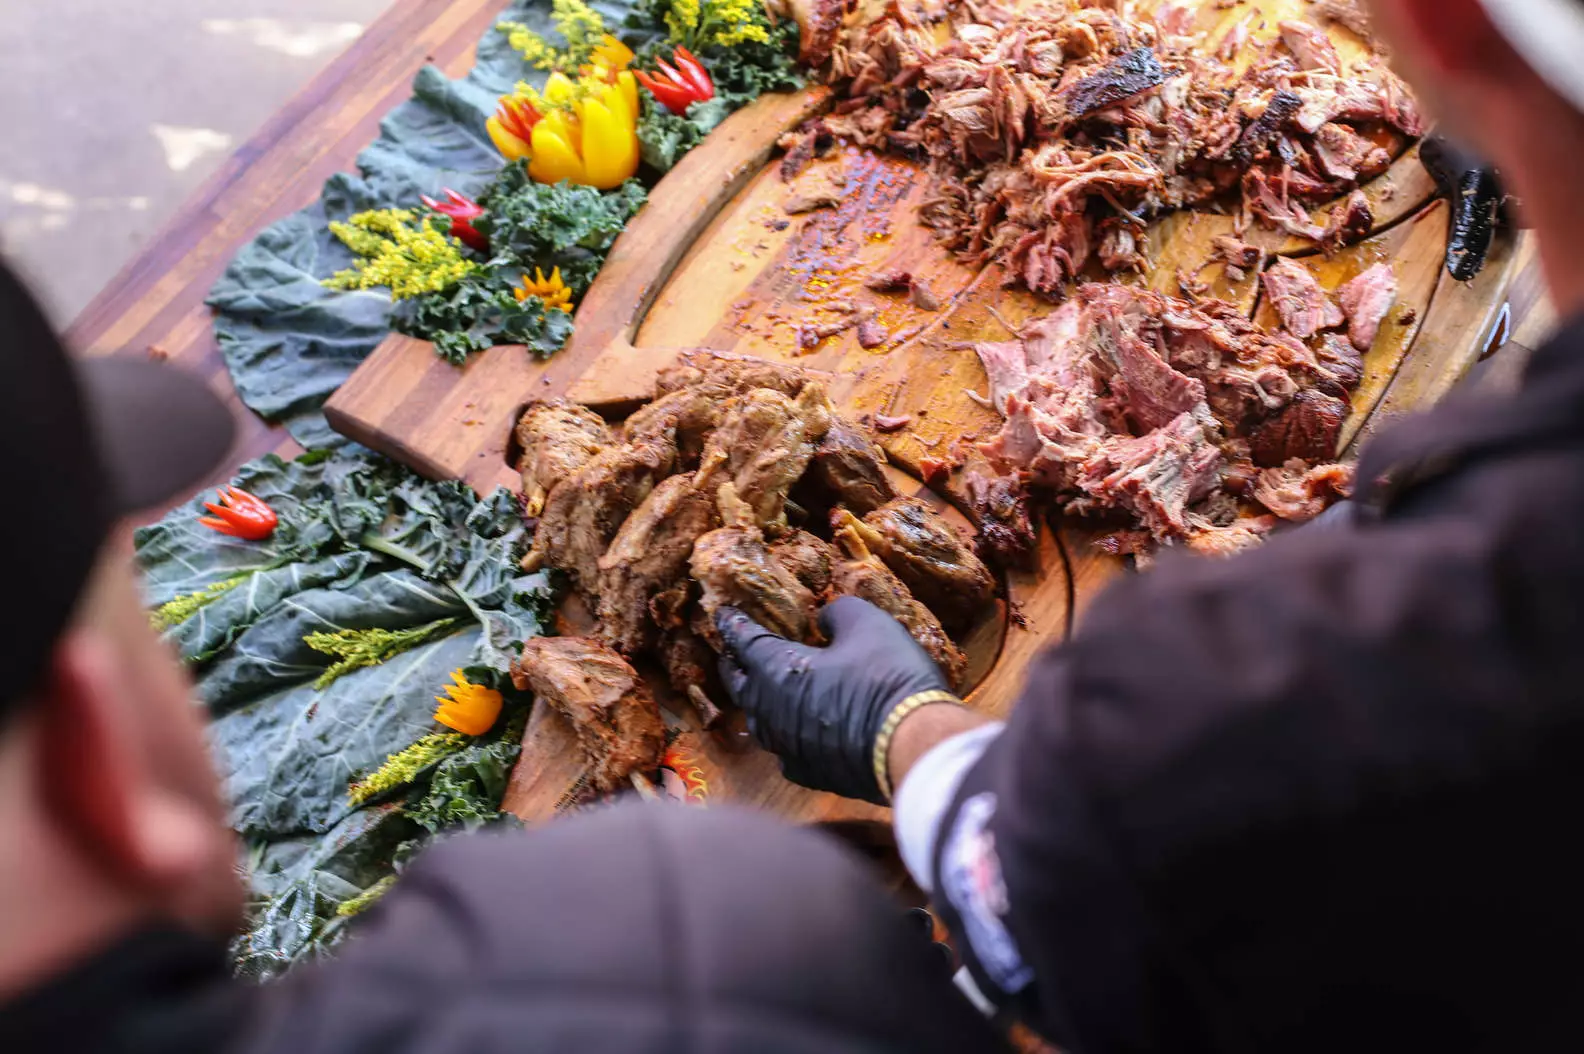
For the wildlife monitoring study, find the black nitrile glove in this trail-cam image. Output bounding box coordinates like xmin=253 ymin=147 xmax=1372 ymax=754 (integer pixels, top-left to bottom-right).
xmin=716 ymin=596 xmax=948 ymax=804
xmin=1420 ymin=132 xmax=1508 ymax=281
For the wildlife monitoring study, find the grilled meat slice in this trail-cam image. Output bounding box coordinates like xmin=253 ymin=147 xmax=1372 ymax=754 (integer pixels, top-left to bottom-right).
xmin=628 ymin=354 xmax=812 ymax=466
xmin=1262 ymin=258 xmax=1345 ymax=340
xmin=657 ymin=624 xmax=724 ymax=729
xmin=847 ymin=497 xmax=995 ymax=626
xmin=1336 ymin=262 xmax=1399 ymax=351
xmin=595 ymin=456 xmax=725 ymax=655
xmin=515 ymin=401 xmax=614 ymax=518
xmin=702 ymin=384 xmax=835 ymax=534
xmin=832 ymin=512 xmax=969 ymax=690
xmin=510 ymin=637 xmax=667 ymax=794
xmin=691 ymin=483 xmax=819 ymax=647
xmin=655 ymin=351 xmax=808 ymax=398
xmin=1248 ymin=388 xmax=1349 ymax=467
xmin=1321 ymin=189 xmax=1374 ymax=254
xmin=523 ymin=429 xmax=677 ymax=600
xmin=799 ymin=417 xmax=897 ymax=517
xmin=965 ymin=470 xmax=1037 ymax=571
xmin=1064 ymin=46 xmax=1168 ymax=118
xmin=769 ymin=529 xmax=837 ymax=594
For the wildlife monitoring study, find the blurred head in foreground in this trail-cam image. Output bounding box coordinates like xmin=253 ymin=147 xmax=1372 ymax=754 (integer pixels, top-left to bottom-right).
xmin=0 ymin=259 xmax=242 ymax=999
xmin=1370 ymin=0 xmax=1584 ymax=311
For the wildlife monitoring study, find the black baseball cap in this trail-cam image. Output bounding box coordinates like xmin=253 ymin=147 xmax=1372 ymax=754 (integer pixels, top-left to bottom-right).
xmin=3 ymin=257 xmax=235 ymax=711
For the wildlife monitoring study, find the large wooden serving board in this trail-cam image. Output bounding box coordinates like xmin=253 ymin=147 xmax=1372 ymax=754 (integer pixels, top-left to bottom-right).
xmin=324 ymin=0 xmax=1520 ymax=825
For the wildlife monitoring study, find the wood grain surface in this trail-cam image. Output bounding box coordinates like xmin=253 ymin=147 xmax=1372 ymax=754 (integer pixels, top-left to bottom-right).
xmin=65 ymin=0 xmax=1550 ymax=826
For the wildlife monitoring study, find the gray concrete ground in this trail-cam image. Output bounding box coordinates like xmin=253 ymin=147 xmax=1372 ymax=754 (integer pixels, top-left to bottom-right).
xmin=0 ymin=0 xmax=391 ymax=327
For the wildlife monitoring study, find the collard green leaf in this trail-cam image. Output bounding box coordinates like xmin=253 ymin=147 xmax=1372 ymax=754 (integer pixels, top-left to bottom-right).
xmin=137 ymin=450 xmax=555 ymax=841
xmin=211 ymin=623 xmax=481 ymax=836
xmin=408 ymin=734 xmax=524 ymax=833
xmin=232 ymin=804 xmax=420 ymax=982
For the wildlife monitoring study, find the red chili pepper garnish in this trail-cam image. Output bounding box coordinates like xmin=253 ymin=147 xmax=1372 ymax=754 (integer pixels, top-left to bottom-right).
xmin=199 ymin=486 xmax=278 ymax=541
xmin=672 ymin=47 xmax=715 ymax=99
xmin=494 ymin=96 xmax=541 ymax=144
xmin=635 ymin=49 xmax=715 ymax=115
xmin=420 ymin=188 xmax=488 ymax=253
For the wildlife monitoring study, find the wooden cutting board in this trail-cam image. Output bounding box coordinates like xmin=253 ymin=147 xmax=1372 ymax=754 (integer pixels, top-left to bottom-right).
xmin=323 ymin=0 xmax=1520 ymax=824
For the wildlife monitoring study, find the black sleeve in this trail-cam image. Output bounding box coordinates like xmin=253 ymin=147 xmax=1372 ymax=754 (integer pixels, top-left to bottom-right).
xmin=928 ymin=493 xmax=1584 ymax=1053
xmin=236 ymin=804 xmax=1002 ymax=1054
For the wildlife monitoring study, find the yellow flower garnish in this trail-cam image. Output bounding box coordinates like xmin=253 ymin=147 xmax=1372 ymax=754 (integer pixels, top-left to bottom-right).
xmin=515 ymin=266 xmax=574 ymax=314
xmin=667 ymin=0 xmax=771 ymax=50
xmin=433 ymin=670 xmax=504 ymax=736
xmin=323 ymin=209 xmax=478 ymax=300
xmin=348 ymin=731 xmax=466 ymax=804
xmin=587 ymin=34 xmax=635 ymax=75
xmin=487 ymin=68 xmax=640 ymax=189
xmin=498 ymin=0 xmax=608 ymax=70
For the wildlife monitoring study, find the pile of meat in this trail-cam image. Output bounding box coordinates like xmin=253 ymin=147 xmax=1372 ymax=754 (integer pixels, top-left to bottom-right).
xmin=975 ymin=259 xmax=1397 ymax=552
xmin=508 ymin=352 xmax=996 ymax=790
xmin=787 ymin=0 xmax=1421 ymax=292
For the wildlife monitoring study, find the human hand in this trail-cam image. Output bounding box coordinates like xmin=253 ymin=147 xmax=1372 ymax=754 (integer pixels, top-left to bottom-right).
xmin=1420 ymin=133 xmax=1506 ymax=281
xmin=716 ymin=596 xmax=951 ymax=804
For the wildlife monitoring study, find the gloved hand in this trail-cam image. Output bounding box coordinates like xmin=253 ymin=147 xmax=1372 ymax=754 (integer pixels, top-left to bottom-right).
xmin=1419 ymin=132 xmax=1507 ymax=281
xmin=716 ymin=596 xmax=949 ymax=804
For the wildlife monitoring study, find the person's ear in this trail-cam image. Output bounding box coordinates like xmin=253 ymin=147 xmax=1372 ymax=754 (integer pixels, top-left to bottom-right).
xmin=34 ymin=628 xmax=217 ymax=899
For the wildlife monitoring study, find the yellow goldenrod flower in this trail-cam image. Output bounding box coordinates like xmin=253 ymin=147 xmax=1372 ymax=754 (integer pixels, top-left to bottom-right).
xmin=514 ymin=266 xmax=574 ymax=314
xmin=323 ymin=209 xmax=478 ymax=300
xmin=486 ymin=67 xmax=640 ymax=189
xmin=434 ymin=670 xmax=504 ymax=736
xmin=150 ymin=574 xmax=248 ymax=631
xmin=303 ymin=618 xmax=459 ymax=690
xmin=667 ymin=0 xmax=771 ymax=50
xmin=498 ymin=0 xmax=609 ymax=70
xmin=347 ymin=731 xmax=466 ymax=805
xmin=336 ymin=875 xmax=397 ymax=918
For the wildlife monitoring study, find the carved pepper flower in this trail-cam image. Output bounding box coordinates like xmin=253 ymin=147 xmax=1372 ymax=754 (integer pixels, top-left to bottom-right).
xmin=433 ymin=670 xmax=504 ymax=736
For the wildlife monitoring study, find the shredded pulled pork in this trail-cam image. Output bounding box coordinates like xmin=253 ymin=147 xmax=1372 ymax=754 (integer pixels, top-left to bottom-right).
xmin=813 ymin=0 xmax=1421 ymax=294
xmin=975 ymin=283 xmax=1359 ymax=547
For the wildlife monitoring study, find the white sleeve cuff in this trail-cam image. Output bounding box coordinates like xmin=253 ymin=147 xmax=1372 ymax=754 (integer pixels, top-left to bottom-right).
xmin=892 ymin=722 xmax=1006 ymax=893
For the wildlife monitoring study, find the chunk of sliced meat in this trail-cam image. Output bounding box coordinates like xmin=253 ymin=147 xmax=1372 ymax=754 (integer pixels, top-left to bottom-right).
xmin=691 ymin=483 xmax=821 ymax=647
xmin=1335 ymin=262 xmax=1399 ymax=351
xmin=798 ymin=417 xmax=898 ymax=517
xmin=1252 ymin=459 xmax=1354 ymax=521
xmin=595 ymin=457 xmax=724 ymax=655
xmin=846 ymin=497 xmax=996 ymax=627
xmin=1247 ymin=388 xmax=1349 ymax=467
xmin=831 ymin=511 xmax=969 ymax=690
xmin=515 ymin=401 xmax=614 ymax=518
xmin=510 ymin=637 xmax=667 ymax=795
xmin=701 ymin=384 xmax=835 ymax=534
xmin=523 ymin=429 xmax=677 ymax=601
xmin=1262 ymin=258 xmax=1345 ymax=339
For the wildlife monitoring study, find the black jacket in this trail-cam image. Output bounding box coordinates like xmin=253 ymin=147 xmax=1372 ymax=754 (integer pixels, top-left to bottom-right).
xmin=933 ymin=319 xmax=1584 ymax=1052
xmin=0 ymin=806 xmax=1000 ymax=1053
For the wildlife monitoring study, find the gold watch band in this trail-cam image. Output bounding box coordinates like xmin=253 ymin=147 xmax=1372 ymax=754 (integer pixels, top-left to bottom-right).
xmin=872 ymin=689 xmax=963 ymax=803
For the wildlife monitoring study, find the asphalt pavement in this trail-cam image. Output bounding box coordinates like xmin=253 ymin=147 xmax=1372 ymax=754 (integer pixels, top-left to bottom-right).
xmin=0 ymin=0 xmax=389 ymax=325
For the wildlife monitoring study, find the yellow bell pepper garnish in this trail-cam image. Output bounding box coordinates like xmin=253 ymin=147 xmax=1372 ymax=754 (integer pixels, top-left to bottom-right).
xmin=588 ymin=34 xmax=634 ymax=74
xmin=515 ymin=266 xmax=574 ymax=314
xmin=485 ymin=64 xmax=639 ymax=189
xmin=433 ymin=670 xmax=504 ymax=736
